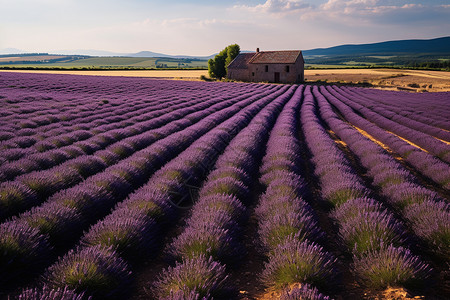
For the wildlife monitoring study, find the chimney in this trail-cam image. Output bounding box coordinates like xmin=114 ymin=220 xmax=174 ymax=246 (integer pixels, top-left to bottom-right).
xmin=256 ymin=48 xmax=260 ymax=53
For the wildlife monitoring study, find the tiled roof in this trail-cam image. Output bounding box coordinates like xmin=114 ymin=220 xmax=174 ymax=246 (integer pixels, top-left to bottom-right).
xmin=227 ymin=53 xmax=255 ymax=69
xmin=249 ymin=50 xmax=302 ymax=64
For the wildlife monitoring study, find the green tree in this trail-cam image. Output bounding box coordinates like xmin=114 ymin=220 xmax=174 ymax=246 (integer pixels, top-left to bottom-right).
xmin=208 ymin=44 xmax=240 ymax=80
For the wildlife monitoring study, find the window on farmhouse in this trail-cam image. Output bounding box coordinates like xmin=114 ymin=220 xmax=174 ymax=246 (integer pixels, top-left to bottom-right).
xmin=265 ymin=65 xmax=268 ymax=72
xmin=252 ymin=72 xmax=255 ymax=76
xmin=285 ymin=65 xmax=290 ymax=72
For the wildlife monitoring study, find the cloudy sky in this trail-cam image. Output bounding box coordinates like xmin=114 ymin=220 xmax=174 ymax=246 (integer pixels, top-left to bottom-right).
xmin=1 ymin=0 xmax=449 ymax=55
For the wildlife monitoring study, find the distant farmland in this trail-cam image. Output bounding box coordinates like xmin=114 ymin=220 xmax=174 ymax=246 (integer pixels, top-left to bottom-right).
xmin=0 ymin=54 xmax=208 ymax=69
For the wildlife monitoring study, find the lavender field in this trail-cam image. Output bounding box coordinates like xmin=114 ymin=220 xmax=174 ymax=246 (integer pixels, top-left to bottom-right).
xmin=0 ymin=72 xmax=449 ymax=300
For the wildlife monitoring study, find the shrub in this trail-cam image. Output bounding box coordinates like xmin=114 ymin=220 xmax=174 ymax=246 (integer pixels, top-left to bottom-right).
xmin=338 ymin=211 xmax=407 ymax=254
xmin=352 ymin=245 xmax=432 ymax=289
xmin=80 ymin=209 xmax=159 ymax=262
xmin=262 ymin=237 xmax=339 ymax=290
xmin=154 ymin=256 xmax=229 ymax=299
xmin=258 ymin=211 xmax=323 ymax=251
xmin=43 ymin=245 xmax=132 ymax=298
xmin=0 ymin=182 xmax=39 ymax=220
xmin=0 ymin=221 xmax=51 ymax=283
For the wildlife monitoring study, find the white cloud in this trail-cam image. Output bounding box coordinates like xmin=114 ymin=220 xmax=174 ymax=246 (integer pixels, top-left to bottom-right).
xmin=234 ymin=0 xmax=313 ymax=15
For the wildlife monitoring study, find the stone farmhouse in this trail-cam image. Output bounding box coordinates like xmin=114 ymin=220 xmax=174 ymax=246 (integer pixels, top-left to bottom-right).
xmin=227 ymin=48 xmax=304 ymax=84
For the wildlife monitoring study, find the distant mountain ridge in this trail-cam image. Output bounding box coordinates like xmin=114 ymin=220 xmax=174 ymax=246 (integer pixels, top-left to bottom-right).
xmin=303 ymin=36 xmax=450 ymax=56
xmin=1 ymin=36 xmax=449 ymax=59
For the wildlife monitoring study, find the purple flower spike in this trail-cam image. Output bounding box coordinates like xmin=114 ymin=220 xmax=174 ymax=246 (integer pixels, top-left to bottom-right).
xmin=404 ymin=200 xmax=450 ymax=260
xmin=20 ymin=202 xmax=85 ymax=246
xmin=81 ymin=209 xmax=159 ymax=262
xmin=0 ymin=181 xmax=39 ymax=220
xmin=280 ymin=283 xmax=332 ymax=300
xmin=331 ymin=197 xmax=385 ymax=221
xmin=262 ymin=237 xmax=339 ymax=290
xmin=0 ymin=221 xmax=51 ymax=283
xmin=382 ymin=182 xmax=440 ymax=210
xmin=258 ymin=211 xmax=323 ymax=251
xmin=16 ymin=285 xmax=92 ymax=300
xmin=170 ymin=224 xmax=242 ymax=264
xmin=352 ymin=245 xmax=433 ymax=289
xmin=44 ymin=245 xmax=132 ymax=298
xmin=154 ymin=255 xmax=229 ymax=299
xmin=338 ymin=211 xmax=407 ymax=254
xmin=199 ymin=177 xmax=249 ymax=201
xmin=194 ymin=194 xmax=246 ymax=221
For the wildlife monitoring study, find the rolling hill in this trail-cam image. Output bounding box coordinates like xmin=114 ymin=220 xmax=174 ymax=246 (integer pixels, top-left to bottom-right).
xmin=303 ymin=36 xmax=450 ymax=56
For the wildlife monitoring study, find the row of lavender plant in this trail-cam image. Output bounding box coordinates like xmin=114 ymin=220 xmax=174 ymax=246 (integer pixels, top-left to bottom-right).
xmin=301 ymin=85 xmax=432 ymax=291
xmin=0 ymin=96 xmax=206 ymax=178
xmin=152 ymin=85 xmax=297 ymax=300
xmin=0 ymin=85 xmax=274 ymax=221
xmin=0 ymin=81 xmax=261 ymax=178
xmin=325 ymin=86 xmax=450 ymax=163
xmin=0 ymin=90 xmax=150 ymax=146
xmin=1 ymin=84 xmax=283 ymax=294
xmin=0 ymin=73 xmax=240 ymax=138
xmin=316 ymin=86 xmax=450 ymax=263
xmin=0 ymin=94 xmax=184 ymax=160
xmin=319 ymin=86 xmax=450 ymax=191
xmin=348 ymin=88 xmax=450 ymax=131
xmin=9 ymin=84 xmax=291 ymax=298
xmin=0 ymin=79 xmax=249 ymax=162
xmin=340 ymin=87 xmax=450 ymax=142
xmin=254 ymin=85 xmax=335 ymax=300
xmin=0 ymin=77 xmax=254 ymax=164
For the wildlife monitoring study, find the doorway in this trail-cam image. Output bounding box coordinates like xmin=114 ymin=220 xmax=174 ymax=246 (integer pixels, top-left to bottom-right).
xmin=274 ymin=72 xmax=280 ymax=83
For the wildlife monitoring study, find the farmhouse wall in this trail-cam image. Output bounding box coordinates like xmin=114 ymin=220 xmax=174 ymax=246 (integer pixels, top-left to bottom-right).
xmin=248 ymin=62 xmax=303 ymax=84
xmin=227 ymin=69 xmax=249 ymax=82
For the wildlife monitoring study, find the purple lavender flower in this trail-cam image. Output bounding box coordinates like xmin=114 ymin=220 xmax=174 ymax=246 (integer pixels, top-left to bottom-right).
xmin=199 ymin=177 xmax=249 ymax=201
xmin=94 ymin=149 xmax=121 ymax=165
xmin=382 ymin=182 xmax=439 ymax=209
xmin=85 ymin=172 xmax=132 ymax=199
xmin=107 ymin=142 xmax=135 ymax=158
xmin=80 ymin=209 xmax=159 ymax=262
xmin=161 ymin=290 xmax=206 ymax=300
xmin=0 ymin=181 xmax=39 ymax=220
xmin=154 ymin=255 xmax=229 ymax=299
xmin=352 ymin=245 xmax=432 ymax=289
xmin=280 ymin=283 xmax=332 ymax=300
xmin=262 ymin=237 xmax=339 ymax=290
xmin=404 ymin=200 xmax=450 ymax=260
xmin=0 ymin=221 xmax=51 ymax=283
xmin=321 ymin=178 xmax=369 ymax=207
xmin=48 ymin=184 xmax=112 ymax=220
xmin=330 ymin=197 xmax=386 ymax=221
xmin=194 ymin=194 xmax=246 ymax=222
xmin=20 ymin=202 xmax=85 ymax=246
xmin=170 ymin=222 xmax=241 ymax=263
xmin=117 ymin=189 xmax=174 ymax=223
xmin=65 ymin=156 xmax=107 ymax=178
xmin=337 ymin=210 xmax=407 ymax=254
xmin=16 ymin=285 xmax=91 ymax=300
xmin=43 ymin=245 xmax=132 ymax=298
xmin=207 ymin=166 xmax=251 ymax=187
xmin=258 ymin=210 xmax=323 ymax=251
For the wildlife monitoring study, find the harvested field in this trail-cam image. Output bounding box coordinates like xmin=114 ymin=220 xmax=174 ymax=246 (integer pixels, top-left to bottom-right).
xmin=304 ymin=68 xmax=450 ymax=92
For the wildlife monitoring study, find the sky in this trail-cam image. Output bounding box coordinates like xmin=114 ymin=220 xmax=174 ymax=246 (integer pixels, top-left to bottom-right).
xmin=1 ymin=0 xmax=449 ymax=55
